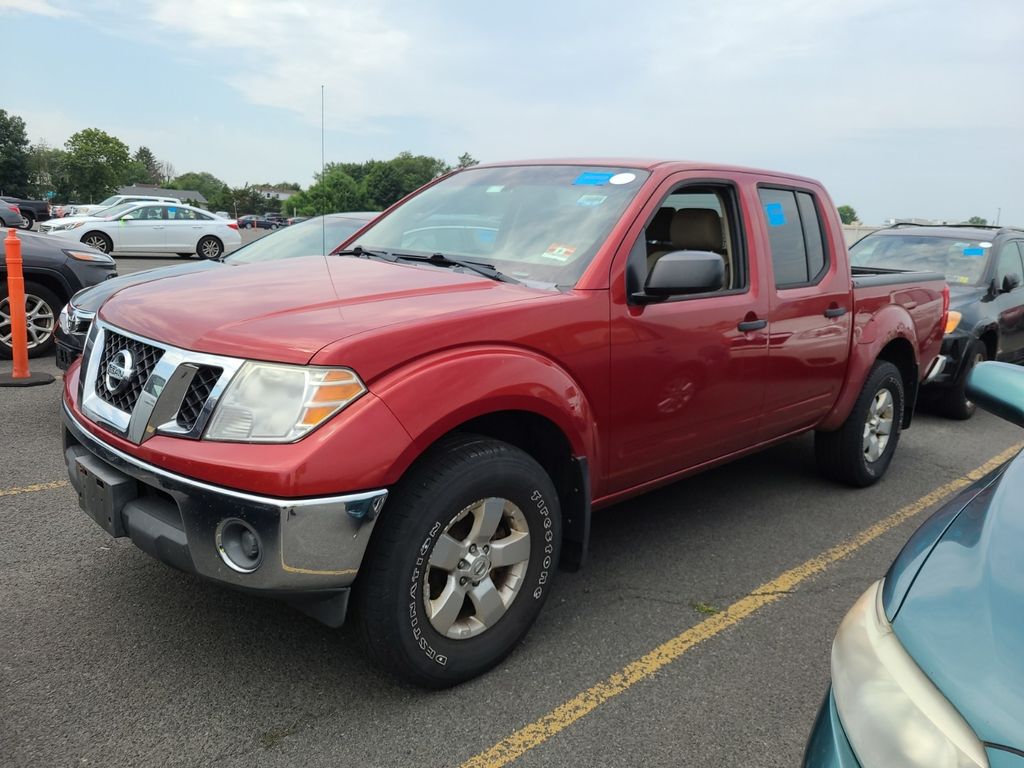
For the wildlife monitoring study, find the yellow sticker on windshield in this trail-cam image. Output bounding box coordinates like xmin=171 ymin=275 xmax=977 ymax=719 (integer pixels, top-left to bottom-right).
xmin=949 ymin=275 xmax=971 ymax=284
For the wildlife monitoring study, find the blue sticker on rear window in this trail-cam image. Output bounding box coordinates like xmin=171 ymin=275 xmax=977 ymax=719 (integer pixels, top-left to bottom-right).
xmin=963 ymin=247 xmax=984 ymax=256
xmin=765 ymin=202 xmax=786 ymax=227
xmin=573 ymin=172 xmax=615 ymax=186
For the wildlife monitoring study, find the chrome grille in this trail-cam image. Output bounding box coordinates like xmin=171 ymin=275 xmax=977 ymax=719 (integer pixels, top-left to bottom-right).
xmin=94 ymin=331 xmax=163 ymax=413
xmin=176 ymin=365 xmax=222 ymax=431
xmin=79 ymin=322 xmax=244 ymax=444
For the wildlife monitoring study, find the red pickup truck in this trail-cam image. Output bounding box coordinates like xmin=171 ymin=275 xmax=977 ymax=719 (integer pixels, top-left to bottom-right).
xmin=61 ymin=160 xmax=947 ymax=687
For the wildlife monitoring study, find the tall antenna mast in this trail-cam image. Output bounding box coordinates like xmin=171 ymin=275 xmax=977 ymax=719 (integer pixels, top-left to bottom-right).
xmin=321 ymin=83 xmax=326 ymax=255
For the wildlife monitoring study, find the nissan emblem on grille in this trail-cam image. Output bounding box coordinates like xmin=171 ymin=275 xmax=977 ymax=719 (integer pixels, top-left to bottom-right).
xmin=104 ymin=349 xmax=135 ymax=394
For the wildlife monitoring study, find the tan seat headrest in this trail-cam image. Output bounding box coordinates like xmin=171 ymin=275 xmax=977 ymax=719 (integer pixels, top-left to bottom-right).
xmin=669 ymin=208 xmax=723 ymax=252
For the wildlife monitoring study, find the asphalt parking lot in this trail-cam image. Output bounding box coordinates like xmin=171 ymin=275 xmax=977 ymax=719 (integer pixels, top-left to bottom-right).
xmin=2 ymin=344 xmax=1021 ymax=766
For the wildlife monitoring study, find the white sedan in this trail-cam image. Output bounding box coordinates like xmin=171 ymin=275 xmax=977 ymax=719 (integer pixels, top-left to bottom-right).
xmin=38 ymin=201 xmax=242 ymax=259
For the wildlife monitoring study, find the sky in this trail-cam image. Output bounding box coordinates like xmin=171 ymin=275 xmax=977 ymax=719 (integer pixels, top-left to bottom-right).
xmin=2 ymin=0 xmax=1022 ymax=224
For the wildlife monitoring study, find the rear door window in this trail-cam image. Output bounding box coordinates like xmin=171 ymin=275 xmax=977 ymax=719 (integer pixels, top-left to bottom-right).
xmin=758 ymin=187 xmax=829 ymax=288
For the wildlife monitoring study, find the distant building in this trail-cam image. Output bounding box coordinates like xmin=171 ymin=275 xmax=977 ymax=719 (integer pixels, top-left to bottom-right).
xmin=117 ymin=184 xmax=208 ymax=205
xmin=255 ymin=186 xmax=297 ymax=202
xmin=884 ymin=217 xmax=955 ymax=226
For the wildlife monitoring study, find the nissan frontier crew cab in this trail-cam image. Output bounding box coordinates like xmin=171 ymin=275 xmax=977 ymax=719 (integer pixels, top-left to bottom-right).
xmin=61 ymin=160 xmax=948 ymax=688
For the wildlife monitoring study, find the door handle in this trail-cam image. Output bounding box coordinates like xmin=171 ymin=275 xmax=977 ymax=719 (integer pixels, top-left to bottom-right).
xmin=737 ymin=319 xmax=767 ymax=332
xmin=824 ymin=306 xmax=847 ymax=318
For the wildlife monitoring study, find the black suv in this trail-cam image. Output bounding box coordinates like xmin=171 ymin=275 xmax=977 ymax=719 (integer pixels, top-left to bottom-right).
xmin=850 ymin=224 xmax=1024 ymax=418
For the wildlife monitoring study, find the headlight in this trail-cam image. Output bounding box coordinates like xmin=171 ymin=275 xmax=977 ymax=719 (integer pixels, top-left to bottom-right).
xmin=58 ymin=303 xmax=70 ymax=334
xmin=945 ymin=311 xmax=962 ymax=335
xmin=204 ymin=362 xmax=365 ymax=443
xmin=831 ymin=580 xmax=988 ymax=767
xmin=64 ymin=248 xmax=114 ymax=264
xmin=53 ymin=220 xmax=86 ymax=231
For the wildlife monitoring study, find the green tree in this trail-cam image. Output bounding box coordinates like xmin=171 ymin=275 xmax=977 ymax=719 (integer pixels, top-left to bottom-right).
xmin=26 ymin=142 xmax=70 ymax=200
xmin=287 ymin=167 xmax=366 ymax=216
xmin=456 ymin=152 xmax=479 ymax=169
xmin=364 ymin=162 xmax=406 ymax=209
xmin=132 ymin=146 xmax=163 ymax=185
xmin=837 ymin=205 xmax=858 ymax=225
xmin=0 ymin=109 xmax=31 ymax=196
xmin=166 ymin=171 xmax=229 ymax=201
xmin=966 ymin=216 xmax=988 ymax=225
xmin=63 ymin=128 xmax=131 ymax=202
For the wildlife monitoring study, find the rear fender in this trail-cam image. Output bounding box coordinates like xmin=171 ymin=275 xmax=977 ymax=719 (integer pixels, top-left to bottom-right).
xmin=818 ymin=304 xmax=919 ymax=432
xmin=372 ymin=345 xmax=599 ymax=488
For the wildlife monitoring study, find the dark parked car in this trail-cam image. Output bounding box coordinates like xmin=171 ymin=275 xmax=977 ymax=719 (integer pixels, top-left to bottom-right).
xmin=0 ymin=230 xmax=115 ymax=359
xmin=55 ymin=212 xmax=376 ymax=368
xmin=804 ymin=361 xmax=1024 ymax=768
xmin=0 ymin=200 xmax=22 ymax=228
xmin=236 ymin=214 xmax=278 ymax=230
xmin=850 ymin=224 xmax=1024 ymax=418
xmin=0 ymin=196 xmax=52 ymax=229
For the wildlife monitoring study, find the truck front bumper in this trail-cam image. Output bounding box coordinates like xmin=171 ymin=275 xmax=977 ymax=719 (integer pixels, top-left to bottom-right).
xmin=62 ymin=402 xmax=386 ymax=626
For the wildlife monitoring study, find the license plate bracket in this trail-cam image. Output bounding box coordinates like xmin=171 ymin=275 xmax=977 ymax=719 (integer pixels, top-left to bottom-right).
xmin=74 ymin=454 xmax=137 ymax=537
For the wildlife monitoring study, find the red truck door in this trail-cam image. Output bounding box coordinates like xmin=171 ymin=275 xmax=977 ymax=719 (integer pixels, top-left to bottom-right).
xmin=756 ymin=184 xmax=853 ymax=439
xmin=606 ymin=174 xmax=770 ymax=493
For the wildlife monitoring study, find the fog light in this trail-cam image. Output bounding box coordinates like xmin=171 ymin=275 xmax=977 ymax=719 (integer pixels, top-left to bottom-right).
xmin=216 ymin=518 xmax=263 ymax=573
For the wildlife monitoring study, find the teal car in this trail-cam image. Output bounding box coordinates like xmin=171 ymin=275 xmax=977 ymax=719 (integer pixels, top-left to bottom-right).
xmin=804 ymin=361 xmax=1024 ymax=767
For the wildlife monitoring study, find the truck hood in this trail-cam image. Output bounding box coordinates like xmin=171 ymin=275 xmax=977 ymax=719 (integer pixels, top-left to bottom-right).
xmin=890 ymin=452 xmax=1024 ymax=752
xmin=73 ymin=261 xmax=220 ymax=313
xmin=98 ymin=255 xmax=546 ymax=364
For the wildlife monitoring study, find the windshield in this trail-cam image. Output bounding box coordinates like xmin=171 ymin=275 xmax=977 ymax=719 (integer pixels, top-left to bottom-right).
xmin=95 ymin=203 xmax=138 ymax=219
xmin=96 ymin=196 xmax=121 ymax=208
xmin=850 ymin=233 xmax=992 ymax=285
xmin=226 ymin=215 xmax=370 ymax=264
xmin=351 ymin=165 xmax=650 ymax=286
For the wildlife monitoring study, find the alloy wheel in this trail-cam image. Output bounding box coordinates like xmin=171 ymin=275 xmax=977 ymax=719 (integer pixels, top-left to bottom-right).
xmin=0 ymin=293 xmax=56 ymax=349
xmin=862 ymin=388 xmax=894 ymax=463
xmin=424 ymin=497 xmax=531 ymax=640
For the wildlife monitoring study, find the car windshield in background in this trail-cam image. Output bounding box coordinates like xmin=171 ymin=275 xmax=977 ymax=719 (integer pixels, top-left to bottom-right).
xmin=226 ymin=216 xmax=368 ymax=264
xmin=849 ymin=234 xmax=992 ymax=285
xmin=352 ymin=165 xmax=650 ymax=287
xmin=95 ymin=196 xmax=120 ymax=207
xmin=95 ymin=203 xmax=138 ymax=219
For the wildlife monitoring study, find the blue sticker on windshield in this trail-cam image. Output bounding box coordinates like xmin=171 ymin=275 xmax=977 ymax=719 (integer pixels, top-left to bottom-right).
xmin=573 ymin=172 xmax=615 ymax=186
xmin=963 ymin=247 xmax=984 ymax=256
xmin=475 ymin=229 xmax=497 ymax=244
xmin=765 ymin=203 xmax=785 ymax=227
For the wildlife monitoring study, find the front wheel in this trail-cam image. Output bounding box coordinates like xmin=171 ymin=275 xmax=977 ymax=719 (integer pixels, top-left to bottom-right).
xmin=81 ymin=231 xmax=113 ymax=253
xmin=0 ymin=281 xmax=61 ymax=358
xmin=938 ymin=341 xmax=987 ymax=420
xmin=815 ymin=360 xmax=905 ymax=487
xmin=355 ymin=435 xmax=561 ymax=688
xmin=19 ymin=212 xmax=34 ymax=230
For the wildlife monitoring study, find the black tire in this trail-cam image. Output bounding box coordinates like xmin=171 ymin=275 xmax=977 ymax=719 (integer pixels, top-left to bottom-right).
xmin=197 ymin=236 xmax=222 ymax=260
xmin=0 ymin=281 xmax=62 ymax=359
xmin=19 ymin=212 xmax=34 ymax=230
xmin=815 ymin=360 xmax=905 ymax=487
xmin=355 ymin=434 xmax=561 ymax=688
xmin=938 ymin=341 xmax=987 ymax=420
xmin=81 ymin=231 xmax=113 ymax=254
xmin=245 ymin=222 xmax=254 ymax=229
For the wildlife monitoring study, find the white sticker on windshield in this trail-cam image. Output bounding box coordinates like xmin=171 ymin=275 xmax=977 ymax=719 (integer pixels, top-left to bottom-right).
xmin=486 ymin=185 xmax=504 ymax=194
xmin=980 ymin=241 xmax=993 ymax=248
xmin=609 ymin=173 xmax=636 ymax=185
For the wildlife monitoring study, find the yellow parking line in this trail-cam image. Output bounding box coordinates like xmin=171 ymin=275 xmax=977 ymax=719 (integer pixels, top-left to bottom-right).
xmin=461 ymin=442 xmax=1024 ymax=768
xmin=0 ymin=480 xmax=69 ymax=497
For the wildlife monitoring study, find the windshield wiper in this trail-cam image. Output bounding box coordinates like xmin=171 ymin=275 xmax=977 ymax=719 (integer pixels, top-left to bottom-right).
xmin=396 ymin=252 xmax=520 ymax=284
xmin=334 ymin=246 xmax=397 ymax=261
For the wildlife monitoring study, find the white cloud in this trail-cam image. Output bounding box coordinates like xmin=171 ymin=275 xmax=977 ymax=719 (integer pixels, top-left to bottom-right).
xmin=0 ymin=0 xmax=75 ymax=17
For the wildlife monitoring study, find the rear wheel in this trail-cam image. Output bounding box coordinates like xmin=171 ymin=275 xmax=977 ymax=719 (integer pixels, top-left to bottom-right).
xmin=197 ymin=236 xmax=223 ymax=259
xmin=355 ymin=435 xmax=561 ymax=688
xmin=938 ymin=341 xmax=987 ymax=420
xmin=0 ymin=281 xmax=61 ymax=358
xmin=81 ymin=231 xmax=112 ymax=253
xmin=816 ymin=360 xmax=904 ymax=487
xmin=19 ymin=212 xmax=34 ymax=230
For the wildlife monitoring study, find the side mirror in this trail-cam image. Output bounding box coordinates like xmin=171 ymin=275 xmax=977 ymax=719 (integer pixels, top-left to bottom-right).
xmin=1002 ymin=273 xmax=1020 ymax=293
xmin=638 ymin=251 xmax=725 ymax=302
xmin=966 ymin=361 xmax=1024 ymax=427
